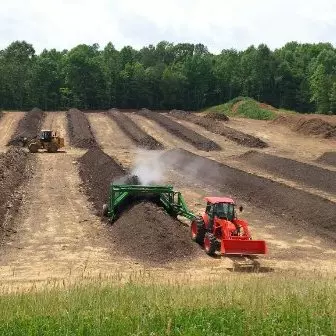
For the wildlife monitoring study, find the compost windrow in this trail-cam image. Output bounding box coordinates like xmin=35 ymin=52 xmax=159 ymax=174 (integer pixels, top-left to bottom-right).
xmin=108 ymin=109 xmax=163 ymax=150
xmin=7 ymin=108 xmax=45 ymax=146
xmin=316 ymin=152 xmax=336 ymax=167
xmin=0 ymin=148 xmax=32 ymax=241
xmin=138 ymin=109 xmax=221 ymax=151
xmin=236 ymin=150 xmax=336 ymax=194
xmin=67 ymin=108 xmax=97 ymax=148
xmin=77 ymin=148 xmax=198 ymax=264
xmin=169 ymin=110 xmax=267 ymax=148
xmin=163 ymin=149 xmax=336 ymax=240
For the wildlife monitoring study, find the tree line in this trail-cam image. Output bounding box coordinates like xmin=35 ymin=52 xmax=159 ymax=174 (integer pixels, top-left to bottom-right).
xmin=0 ymin=40 xmax=335 ymax=114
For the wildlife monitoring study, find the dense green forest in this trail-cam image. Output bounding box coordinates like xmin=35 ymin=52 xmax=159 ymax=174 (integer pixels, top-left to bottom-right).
xmin=0 ymin=40 xmax=336 ymax=114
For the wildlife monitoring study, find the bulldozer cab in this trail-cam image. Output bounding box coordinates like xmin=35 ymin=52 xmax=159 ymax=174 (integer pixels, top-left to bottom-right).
xmin=39 ymin=130 xmax=53 ymax=142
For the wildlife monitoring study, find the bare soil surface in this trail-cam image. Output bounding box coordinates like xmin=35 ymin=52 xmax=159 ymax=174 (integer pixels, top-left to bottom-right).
xmin=163 ymin=149 xmax=336 ymax=240
xmin=67 ymin=108 xmax=97 ymax=148
xmin=108 ymin=109 xmax=163 ymax=150
xmin=0 ymin=148 xmax=32 ymax=242
xmin=235 ymin=151 xmax=336 ymax=195
xmin=169 ymin=110 xmax=267 ymax=148
xmin=226 ymin=117 xmax=336 ymax=162
xmin=0 ymin=112 xmax=25 ymax=151
xmin=273 ymin=114 xmax=336 ymax=139
xmin=316 ymin=152 xmax=336 ymax=167
xmin=138 ymin=109 xmax=221 ymax=151
xmin=7 ymin=108 xmax=45 ymax=146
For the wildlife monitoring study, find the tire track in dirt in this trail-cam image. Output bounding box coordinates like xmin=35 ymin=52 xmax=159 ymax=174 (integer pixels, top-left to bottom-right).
xmin=0 ymin=112 xmax=25 ymax=152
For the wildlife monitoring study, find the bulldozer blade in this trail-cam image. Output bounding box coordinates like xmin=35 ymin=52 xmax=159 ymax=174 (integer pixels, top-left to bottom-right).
xmin=221 ymin=239 xmax=267 ymax=255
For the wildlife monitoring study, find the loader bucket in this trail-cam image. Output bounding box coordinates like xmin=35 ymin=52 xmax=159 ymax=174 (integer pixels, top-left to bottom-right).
xmin=221 ymin=239 xmax=267 ymax=255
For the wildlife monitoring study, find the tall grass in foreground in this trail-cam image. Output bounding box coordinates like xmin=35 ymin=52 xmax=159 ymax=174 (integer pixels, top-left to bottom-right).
xmin=0 ymin=274 xmax=335 ymax=335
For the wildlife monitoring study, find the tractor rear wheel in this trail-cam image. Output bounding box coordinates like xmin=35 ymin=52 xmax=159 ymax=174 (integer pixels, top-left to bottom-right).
xmin=204 ymin=232 xmax=218 ymax=256
xmin=28 ymin=142 xmax=39 ymax=153
xmin=191 ymin=218 xmax=205 ymax=245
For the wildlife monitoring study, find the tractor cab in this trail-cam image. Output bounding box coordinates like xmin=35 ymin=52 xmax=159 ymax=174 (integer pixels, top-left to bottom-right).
xmin=204 ymin=197 xmax=237 ymax=222
xmin=39 ymin=130 xmax=53 ymax=142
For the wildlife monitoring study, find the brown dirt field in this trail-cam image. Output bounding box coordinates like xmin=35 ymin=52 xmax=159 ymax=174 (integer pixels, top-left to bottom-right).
xmin=67 ymin=108 xmax=97 ymax=148
xmin=316 ymin=152 xmax=336 ymax=167
xmin=167 ymin=169 xmax=336 ymax=272
xmin=204 ymin=111 xmax=230 ymax=121
xmin=0 ymin=148 xmax=32 ymax=242
xmin=7 ymin=108 xmax=45 ymax=146
xmin=0 ymin=151 xmax=140 ymax=283
xmin=0 ymin=112 xmax=25 ymax=151
xmin=163 ymin=149 xmax=336 ymax=241
xmin=273 ymin=114 xmax=336 ymax=139
xmin=235 ymin=151 xmax=336 ymax=195
xmin=169 ymin=110 xmax=268 ymax=148
xmin=108 ymin=109 xmax=163 ymax=150
xmin=225 ymin=117 xmax=336 ymax=162
xmin=138 ymin=109 xmax=221 ymax=151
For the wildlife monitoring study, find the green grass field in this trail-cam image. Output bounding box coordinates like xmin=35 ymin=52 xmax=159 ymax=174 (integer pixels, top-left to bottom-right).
xmin=205 ymin=97 xmax=278 ymax=120
xmin=0 ymin=273 xmax=335 ymax=335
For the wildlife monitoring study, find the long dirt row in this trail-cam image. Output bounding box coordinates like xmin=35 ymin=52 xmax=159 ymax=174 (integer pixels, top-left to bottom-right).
xmin=169 ymin=110 xmax=268 ymax=148
xmin=67 ymin=108 xmax=97 ymax=149
xmin=108 ymin=109 xmax=163 ymax=150
xmin=7 ymin=108 xmax=45 ymax=146
xmin=235 ymin=151 xmax=336 ymax=195
xmin=88 ymin=112 xmax=336 ymax=271
xmin=138 ymin=109 xmax=221 ymax=151
xmin=163 ymin=149 xmax=336 ymax=240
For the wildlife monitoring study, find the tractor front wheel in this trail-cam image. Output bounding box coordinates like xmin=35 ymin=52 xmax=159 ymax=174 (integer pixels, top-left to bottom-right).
xmin=191 ymin=218 xmax=205 ymax=245
xmin=204 ymin=232 xmax=218 ymax=256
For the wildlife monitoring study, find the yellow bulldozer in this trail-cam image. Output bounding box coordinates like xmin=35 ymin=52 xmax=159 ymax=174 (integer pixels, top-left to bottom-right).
xmin=28 ymin=130 xmax=65 ymax=153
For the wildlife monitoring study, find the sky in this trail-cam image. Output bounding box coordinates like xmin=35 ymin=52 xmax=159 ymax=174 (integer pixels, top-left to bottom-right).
xmin=0 ymin=0 xmax=336 ymax=53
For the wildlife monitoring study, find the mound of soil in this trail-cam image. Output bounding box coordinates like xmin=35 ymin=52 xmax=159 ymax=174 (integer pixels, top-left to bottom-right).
xmin=163 ymin=149 xmax=336 ymax=240
xmin=109 ymin=202 xmax=198 ymax=264
xmin=139 ymin=109 xmax=221 ymax=151
xmin=273 ymin=115 xmax=336 ymax=139
xmin=169 ymin=110 xmax=267 ymax=148
xmin=236 ymin=151 xmax=336 ymax=194
xmin=108 ymin=109 xmax=163 ymax=150
xmin=0 ymin=148 xmax=31 ymax=241
xmin=78 ymin=148 xmax=198 ymax=264
xmin=205 ymin=111 xmax=229 ymax=121
xmin=7 ymin=108 xmax=45 ymax=146
xmin=67 ymin=108 xmax=97 ymax=148
xmin=78 ymin=148 xmax=126 ymax=214
xmin=316 ymin=152 xmax=336 ymax=167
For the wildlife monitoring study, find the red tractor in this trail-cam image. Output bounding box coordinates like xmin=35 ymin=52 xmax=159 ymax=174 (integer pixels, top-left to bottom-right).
xmin=191 ymin=197 xmax=267 ymax=256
